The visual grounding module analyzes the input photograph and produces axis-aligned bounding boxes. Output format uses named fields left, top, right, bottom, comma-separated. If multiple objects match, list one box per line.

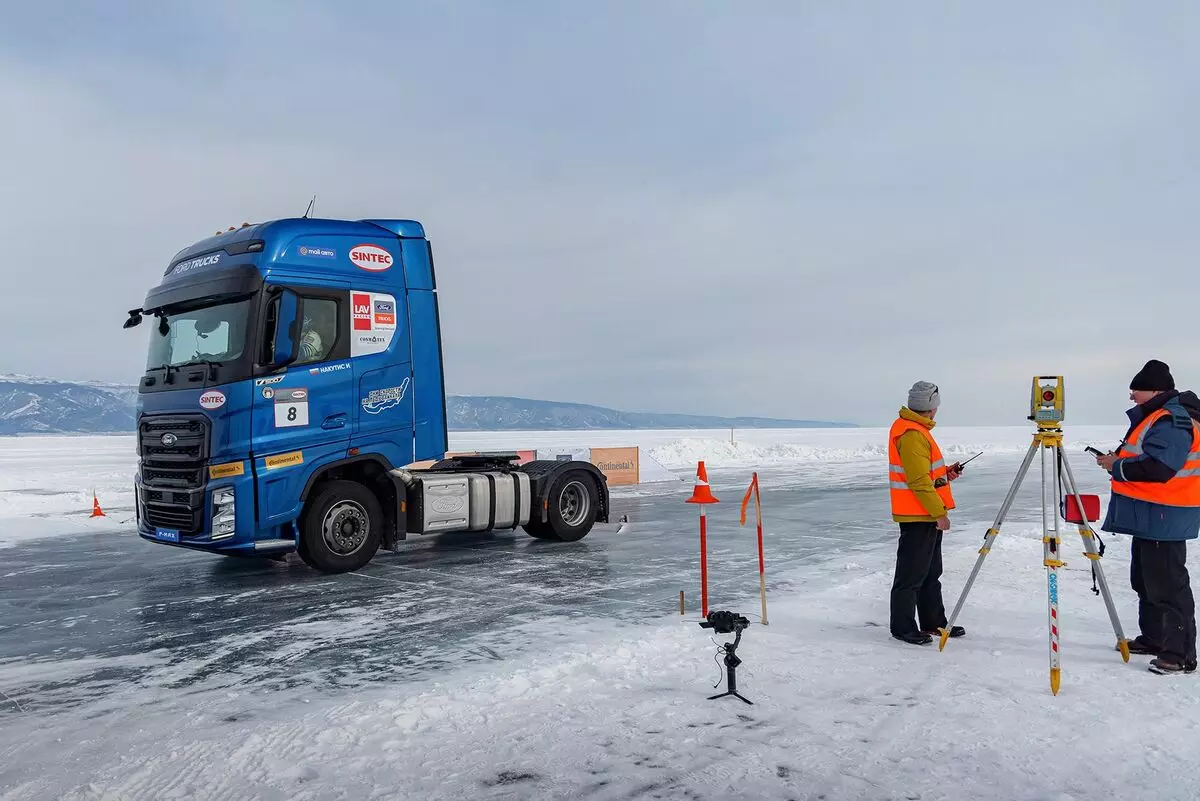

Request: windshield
left=145, top=297, right=254, bottom=370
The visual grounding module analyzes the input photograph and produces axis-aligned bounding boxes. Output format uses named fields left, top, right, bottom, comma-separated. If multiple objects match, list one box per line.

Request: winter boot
left=1118, top=636, right=1159, bottom=655
left=923, top=626, right=965, bottom=638
left=893, top=631, right=932, bottom=646
left=1148, top=657, right=1189, bottom=675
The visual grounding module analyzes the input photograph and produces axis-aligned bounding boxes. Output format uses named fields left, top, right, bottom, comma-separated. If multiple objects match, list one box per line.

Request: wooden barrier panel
left=589, top=446, right=640, bottom=486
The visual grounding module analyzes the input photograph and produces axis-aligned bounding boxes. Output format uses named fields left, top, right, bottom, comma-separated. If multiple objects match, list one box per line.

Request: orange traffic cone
left=685, top=460, right=719, bottom=505
left=90, top=493, right=106, bottom=518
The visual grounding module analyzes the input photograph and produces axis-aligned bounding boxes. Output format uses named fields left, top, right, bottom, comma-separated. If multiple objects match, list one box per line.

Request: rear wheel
left=300, top=480, right=383, bottom=573
left=536, top=470, right=600, bottom=542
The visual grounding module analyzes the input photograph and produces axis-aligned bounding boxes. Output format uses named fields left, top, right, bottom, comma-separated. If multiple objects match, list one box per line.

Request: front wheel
left=300, top=479, right=383, bottom=573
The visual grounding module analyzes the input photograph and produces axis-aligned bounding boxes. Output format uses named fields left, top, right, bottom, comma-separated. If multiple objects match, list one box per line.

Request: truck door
left=348, top=287, right=415, bottom=464
left=251, top=282, right=355, bottom=471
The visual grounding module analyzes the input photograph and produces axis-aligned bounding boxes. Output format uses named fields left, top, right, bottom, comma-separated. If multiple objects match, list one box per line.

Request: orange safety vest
left=1112, top=407, right=1200, bottom=507
left=888, top=417, right=955, bottom=517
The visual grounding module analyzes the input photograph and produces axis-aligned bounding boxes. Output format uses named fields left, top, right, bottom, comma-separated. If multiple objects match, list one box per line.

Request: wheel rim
left=322, top=500, right=370, bottom=556
left=558, top=480, right=590, bottom=527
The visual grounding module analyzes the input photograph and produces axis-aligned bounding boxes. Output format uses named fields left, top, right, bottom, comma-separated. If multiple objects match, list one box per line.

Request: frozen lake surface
left=5, top=425, right=1198, bottom=801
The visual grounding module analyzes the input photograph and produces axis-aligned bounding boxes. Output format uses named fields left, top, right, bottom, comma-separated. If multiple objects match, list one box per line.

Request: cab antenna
left=303, top=195, right=317, bottom=218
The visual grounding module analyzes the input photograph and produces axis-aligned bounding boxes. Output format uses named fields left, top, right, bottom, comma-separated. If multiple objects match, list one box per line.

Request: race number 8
left=275, top=400, right=309, bottom=428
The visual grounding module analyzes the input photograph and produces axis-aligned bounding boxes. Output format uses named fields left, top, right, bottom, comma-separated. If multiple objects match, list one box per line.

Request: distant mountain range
left=0, top=374, right=854, bottom=435
left=446, top=395, right=852, bottom=431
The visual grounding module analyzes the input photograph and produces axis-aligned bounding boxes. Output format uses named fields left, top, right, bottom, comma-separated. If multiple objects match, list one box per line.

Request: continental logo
left=595, top=460, right=635, bottom=471
left=589, top=447, right=639, bottom=486
left=264, top=451, right=304, bottom=470
left=208, top=461, right=245, bottom=479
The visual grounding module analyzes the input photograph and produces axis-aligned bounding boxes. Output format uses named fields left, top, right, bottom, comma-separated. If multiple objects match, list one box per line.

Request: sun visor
left=143, top=262, right=263, bottom=312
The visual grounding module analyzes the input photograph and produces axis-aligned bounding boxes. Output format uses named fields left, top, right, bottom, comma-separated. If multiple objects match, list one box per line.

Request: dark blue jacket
left=1101, top=390, right=1200, bottom=542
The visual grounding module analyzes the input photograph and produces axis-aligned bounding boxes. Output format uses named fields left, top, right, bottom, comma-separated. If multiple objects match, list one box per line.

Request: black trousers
left=890, top=521, right=947, bottom=636
left=1130, top=538, right=1197, bottom=665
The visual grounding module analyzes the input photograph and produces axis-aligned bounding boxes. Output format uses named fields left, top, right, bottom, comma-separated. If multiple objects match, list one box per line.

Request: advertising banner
left=589, top=446, right=640, bottom=486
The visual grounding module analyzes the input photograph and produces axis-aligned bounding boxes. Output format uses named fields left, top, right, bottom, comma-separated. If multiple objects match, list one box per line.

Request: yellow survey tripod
left=938, top=376, right=1131, bottom=695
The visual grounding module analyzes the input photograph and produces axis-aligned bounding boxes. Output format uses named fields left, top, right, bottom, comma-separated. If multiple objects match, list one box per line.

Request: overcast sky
left=2, top=2, right=1199, bottom=426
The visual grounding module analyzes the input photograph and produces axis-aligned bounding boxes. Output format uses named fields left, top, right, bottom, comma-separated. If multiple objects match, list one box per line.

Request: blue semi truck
left=122, top=216, right=610, bottom=573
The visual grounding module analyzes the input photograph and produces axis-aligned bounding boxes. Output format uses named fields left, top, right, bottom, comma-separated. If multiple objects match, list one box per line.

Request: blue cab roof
left=166, top=217, right=427, bottom=272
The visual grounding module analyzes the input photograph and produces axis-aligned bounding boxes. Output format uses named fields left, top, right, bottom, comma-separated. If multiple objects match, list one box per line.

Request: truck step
left=254, top=539, right=295, bottom=552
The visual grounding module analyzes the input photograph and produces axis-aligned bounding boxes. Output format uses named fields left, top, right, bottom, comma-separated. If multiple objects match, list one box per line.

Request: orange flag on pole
left=739, top=472, right=768, bottom=625
left=739, top=472, right=758, bottom=526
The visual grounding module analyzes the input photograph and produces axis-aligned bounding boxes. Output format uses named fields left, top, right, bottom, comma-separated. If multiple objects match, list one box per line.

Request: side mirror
left=123, top=309, right=143, bottom=329
left=270, top=288, right=301, bottom=369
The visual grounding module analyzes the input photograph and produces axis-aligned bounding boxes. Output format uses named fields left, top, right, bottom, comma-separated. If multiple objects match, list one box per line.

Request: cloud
left=2, top=3, right=1200, bottom=425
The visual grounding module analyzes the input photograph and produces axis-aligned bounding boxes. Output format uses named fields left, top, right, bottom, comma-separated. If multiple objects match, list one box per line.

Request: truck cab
left=124, top=216, right=609, bottom=572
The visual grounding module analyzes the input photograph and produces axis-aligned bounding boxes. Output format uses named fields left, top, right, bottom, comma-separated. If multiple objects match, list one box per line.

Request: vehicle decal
left=362, top=377, right=410, bottom=415
left=349, top=290, right=398, bottom=357
left=349, top=243, right=393, bottom=272
left=209, top=461, right=245, bottom=479
left=309, top=362, right=351, bottom=375
left=264, top=451, right=304, bottom=470
left=199, top=390, right=226, bottom=410
left=273, top=387, right=310, bottom=428
left=298, top=245, right=336, bottom=259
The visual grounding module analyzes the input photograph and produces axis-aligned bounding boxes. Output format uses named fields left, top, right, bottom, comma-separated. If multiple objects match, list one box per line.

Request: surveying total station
left=938, top=376, right=1131, bottom=695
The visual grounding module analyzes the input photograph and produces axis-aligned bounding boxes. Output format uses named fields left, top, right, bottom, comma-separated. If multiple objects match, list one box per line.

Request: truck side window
left=295, top=297, right=338, bottom=366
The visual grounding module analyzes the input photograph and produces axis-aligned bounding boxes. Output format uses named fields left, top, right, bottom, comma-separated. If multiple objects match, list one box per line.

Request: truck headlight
left=212, top=487, right=236, bottom=539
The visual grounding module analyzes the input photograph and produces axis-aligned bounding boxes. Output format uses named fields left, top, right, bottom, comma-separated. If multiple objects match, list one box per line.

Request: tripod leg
left=939, top=437, right=1040, bottom=651
left=1058, top=448, right=1130, bottom=661
left=1043, top=440, right=1064, bottom=695
left=707, top=646, right=753, bottom=704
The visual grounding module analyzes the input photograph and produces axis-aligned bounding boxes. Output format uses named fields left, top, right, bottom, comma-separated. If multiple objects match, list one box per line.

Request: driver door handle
left=321, top=414, right=347, bottom=430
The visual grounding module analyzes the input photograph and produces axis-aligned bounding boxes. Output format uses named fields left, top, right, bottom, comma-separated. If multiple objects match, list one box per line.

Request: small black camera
left=699, top=610, right=750, bottom=635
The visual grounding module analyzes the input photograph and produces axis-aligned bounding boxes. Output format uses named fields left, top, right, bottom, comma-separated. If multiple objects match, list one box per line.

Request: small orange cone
left=685, top=461, right=719, bottom=505
left=90, top=493, right=106, bottom=518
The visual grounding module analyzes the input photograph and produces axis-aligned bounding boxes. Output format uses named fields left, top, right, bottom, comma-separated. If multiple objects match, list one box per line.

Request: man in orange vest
left=887, top=381, right=966, bottom=645
left=1096, top=359, right=1200, bottom=675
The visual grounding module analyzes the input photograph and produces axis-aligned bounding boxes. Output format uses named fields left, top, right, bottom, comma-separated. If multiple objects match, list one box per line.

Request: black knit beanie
left=1130, top=359, right=1175, bottom=391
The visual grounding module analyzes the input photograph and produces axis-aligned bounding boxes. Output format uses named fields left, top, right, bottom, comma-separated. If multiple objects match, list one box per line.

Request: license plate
left=155, top=528, right=180, bottom=542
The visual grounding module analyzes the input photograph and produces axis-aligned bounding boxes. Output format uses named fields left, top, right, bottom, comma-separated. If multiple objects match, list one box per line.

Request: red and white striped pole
left=686, top=460, right=718, bottom=618
left=740, top=472, right=768, bottom=625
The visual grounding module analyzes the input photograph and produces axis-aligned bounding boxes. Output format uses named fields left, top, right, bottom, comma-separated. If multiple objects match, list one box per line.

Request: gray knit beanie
left=907, top=381, right=940, bottom=412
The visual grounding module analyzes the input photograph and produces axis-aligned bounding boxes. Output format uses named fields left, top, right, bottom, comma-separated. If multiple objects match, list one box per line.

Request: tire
left=543, top=470, right=599, bottom=542
left=522, top=520, right=559, bottom=540
left=296, top=535, right=315, bottom=569
left=300, top=479, right=383, bottom=573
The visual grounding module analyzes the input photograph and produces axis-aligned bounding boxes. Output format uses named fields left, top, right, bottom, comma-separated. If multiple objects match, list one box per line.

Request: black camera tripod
left=702, top=614, right=753, bottom=705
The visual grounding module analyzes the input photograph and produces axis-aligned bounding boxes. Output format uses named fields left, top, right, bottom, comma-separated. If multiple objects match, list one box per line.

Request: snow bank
left=645, top=437, right=1031, bottom=469
left=3, top=519, right=1195, bottom=801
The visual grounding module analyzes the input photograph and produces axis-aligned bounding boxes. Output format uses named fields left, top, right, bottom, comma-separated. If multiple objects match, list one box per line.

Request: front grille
left=143, top=504, right=203, bottom=533
left=139, top=413, right=211, bottom=535
left=139, top=415, right=209, bottom=490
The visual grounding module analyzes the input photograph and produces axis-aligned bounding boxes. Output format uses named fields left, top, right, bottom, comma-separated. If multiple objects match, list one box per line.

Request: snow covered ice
left=3, top=425, right=1199, bottom=801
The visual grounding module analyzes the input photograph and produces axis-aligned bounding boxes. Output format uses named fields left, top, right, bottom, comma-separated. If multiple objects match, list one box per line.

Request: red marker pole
left=686, top=460, right=719, bottom=618
left=700, top=506, right=710, bottom=617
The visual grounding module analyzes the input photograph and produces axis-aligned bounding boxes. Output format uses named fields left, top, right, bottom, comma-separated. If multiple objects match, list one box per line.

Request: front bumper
left=135, top=471, right=296, bottom=556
